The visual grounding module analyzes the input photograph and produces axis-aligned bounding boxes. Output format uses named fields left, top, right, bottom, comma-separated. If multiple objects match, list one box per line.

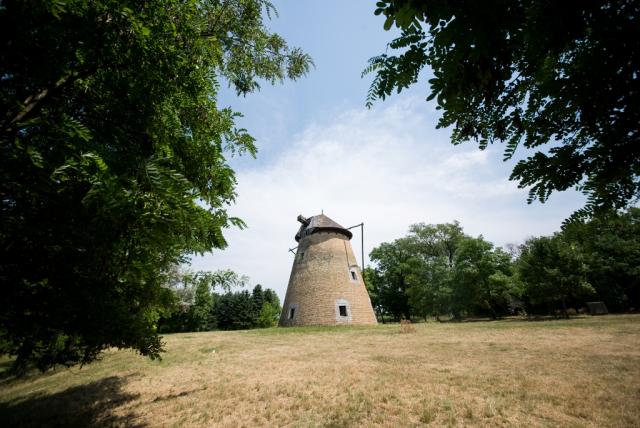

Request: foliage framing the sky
left=365, top=0, right=640, bottom=218
left=0, top=0, right=310, bottom=372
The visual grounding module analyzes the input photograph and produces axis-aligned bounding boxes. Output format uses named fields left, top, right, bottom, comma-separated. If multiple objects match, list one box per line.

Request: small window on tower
left=289, top=308, right=295, bottom=319
left=299, top=251, right=305, bottom=262
left=339, top=305, right=347, bottom=317
left=350, top=270, right=357, bottom=280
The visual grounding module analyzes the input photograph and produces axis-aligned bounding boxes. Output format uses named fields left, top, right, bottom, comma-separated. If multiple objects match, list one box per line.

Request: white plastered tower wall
left=279, top=214, right=378, bottom=327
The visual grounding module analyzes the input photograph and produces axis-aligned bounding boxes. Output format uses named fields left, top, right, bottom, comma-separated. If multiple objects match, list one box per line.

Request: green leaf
left=383, top=16, right=394, bottom=31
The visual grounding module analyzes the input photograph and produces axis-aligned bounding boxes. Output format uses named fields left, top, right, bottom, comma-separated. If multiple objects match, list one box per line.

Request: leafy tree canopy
left=369, top=221, right=519, bottom=321
left=368, top=238, right=415, bottom=320
left=0, top=0, right=310, bottom=372
left=518, top=234, right=595, bottom=316
left=404, top=222, right=518, bottom=319
left=365, top=0, right=640, bottom=217
left=370, top=211, right=638, bottom=320
left=560, top=208, right=640, bottom=311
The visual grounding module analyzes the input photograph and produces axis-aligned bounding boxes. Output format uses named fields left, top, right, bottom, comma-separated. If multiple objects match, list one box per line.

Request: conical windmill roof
left=295, top=213, right=353, bottom=242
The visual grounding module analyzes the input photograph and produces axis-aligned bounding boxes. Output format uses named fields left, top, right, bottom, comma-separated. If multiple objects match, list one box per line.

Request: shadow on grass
left=0, top=375, right=143, bottom=427
left=433, top=315, right=594, bottom=323
left=0, top=358, right=15, bottom=381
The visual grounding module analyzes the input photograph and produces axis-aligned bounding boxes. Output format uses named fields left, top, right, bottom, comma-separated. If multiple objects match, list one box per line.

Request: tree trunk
left=561, top=298, right=569, bottom=319
left=12, top=342, right=33, bottom=376
left=490, top=306, right=498, bottom=320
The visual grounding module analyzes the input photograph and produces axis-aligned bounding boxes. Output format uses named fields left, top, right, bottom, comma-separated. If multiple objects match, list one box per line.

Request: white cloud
left=191, top=96, right=585, bottom=300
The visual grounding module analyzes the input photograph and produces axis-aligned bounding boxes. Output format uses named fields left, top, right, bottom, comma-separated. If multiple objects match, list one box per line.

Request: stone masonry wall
left=279, top=232, right=377, bottom=326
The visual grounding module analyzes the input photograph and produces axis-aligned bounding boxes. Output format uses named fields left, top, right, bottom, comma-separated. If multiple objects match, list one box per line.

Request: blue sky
left=192, top=1, right=586, bottom=299
left=217, top=1, right=404, bottom=167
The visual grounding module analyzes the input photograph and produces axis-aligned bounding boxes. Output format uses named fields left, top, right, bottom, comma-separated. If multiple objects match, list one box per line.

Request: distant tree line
left=366, top=209, right=640, bottom=321
left=158, top=268, right=281, bottom=332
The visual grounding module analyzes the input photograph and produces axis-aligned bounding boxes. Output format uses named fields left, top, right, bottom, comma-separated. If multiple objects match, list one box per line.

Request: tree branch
left=2, top=72, right=76, bottom=135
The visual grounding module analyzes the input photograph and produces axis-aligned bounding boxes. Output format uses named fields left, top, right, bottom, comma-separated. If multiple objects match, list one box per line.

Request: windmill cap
left=295, top=213, right=353, bottom=242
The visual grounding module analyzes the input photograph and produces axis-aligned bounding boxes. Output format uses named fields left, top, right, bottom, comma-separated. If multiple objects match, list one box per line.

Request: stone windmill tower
left=279, top=213, right=377, bottom=326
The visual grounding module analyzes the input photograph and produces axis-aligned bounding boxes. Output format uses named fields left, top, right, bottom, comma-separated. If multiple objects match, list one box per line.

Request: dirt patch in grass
left=1, top=315, right=640, bottom=427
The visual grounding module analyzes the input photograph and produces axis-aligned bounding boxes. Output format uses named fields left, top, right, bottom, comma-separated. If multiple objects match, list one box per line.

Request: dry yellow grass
left=1, top=315, right=640, bottom=427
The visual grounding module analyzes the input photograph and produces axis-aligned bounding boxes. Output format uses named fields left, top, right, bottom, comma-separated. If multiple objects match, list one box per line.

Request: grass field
left=1, top=315, right=639, bottom=427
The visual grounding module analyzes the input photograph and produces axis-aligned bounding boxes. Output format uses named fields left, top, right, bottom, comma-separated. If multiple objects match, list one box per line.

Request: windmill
left=279, top=213, right=377, bottom=326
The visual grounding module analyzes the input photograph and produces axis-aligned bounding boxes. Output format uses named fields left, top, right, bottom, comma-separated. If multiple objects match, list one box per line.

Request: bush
left=257, top=302, right=281, bottom=328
